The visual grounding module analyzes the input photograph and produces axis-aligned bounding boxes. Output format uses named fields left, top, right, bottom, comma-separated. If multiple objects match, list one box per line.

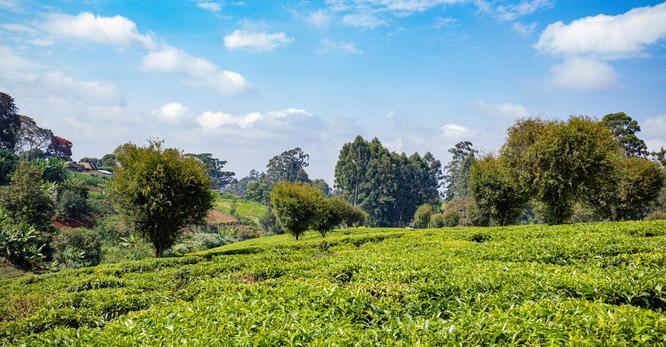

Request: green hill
left=211, top=193, right=268, bottom=225
left=1, top=220, right=665, bottom=345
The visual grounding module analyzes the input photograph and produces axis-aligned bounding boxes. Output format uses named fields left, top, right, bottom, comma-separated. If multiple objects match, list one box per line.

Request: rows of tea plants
left=1, top=220, right=664, bottom=345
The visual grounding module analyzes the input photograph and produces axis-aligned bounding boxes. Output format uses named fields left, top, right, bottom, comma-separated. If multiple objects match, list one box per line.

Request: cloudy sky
left=1, top=0, right=666, bottom=182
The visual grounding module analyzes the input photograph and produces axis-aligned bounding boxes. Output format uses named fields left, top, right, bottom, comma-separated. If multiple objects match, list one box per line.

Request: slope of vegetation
left=1, top=220, right=665, bottom=345
left=212, top=193, right=268, bottom=225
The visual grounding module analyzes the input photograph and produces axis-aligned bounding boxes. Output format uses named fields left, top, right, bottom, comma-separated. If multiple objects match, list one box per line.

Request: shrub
left=0, top=161, right=54, bottom=231
left=469, top=156, right=526, bottom=226
left=51, top=228, right=101, bottom=269
left=0, top=148, right=18, bottom=185
left=412, top=204, right=433, bottom=228
left=341, top=203, right=367, bottom=227
left=270, top=182, right=321, bottom=240
left=164, top=233, right=228, bottom=257
left=645, top=211, right=666, bottom=220
left=430, top=213, right=445, bottom=228
left=441, top=197, right=488, bottom=226
left=442, top=210, right=460, bottom=227
left=33, top=157, right=68, bottom=184
left=0, top=209, right=45, bottom=269
left=55, top=178, right=91, bottom=221
left=260, top=206, right=282, bottom=234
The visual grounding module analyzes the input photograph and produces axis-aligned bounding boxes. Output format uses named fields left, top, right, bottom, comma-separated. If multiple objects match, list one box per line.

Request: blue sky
left=1, top=0, right=666, bottom=182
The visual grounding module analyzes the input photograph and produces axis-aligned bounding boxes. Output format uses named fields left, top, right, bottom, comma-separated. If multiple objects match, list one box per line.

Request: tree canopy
left=443, top=141, right=477, bottom=201
left=601, top=112, right=648, bottom=157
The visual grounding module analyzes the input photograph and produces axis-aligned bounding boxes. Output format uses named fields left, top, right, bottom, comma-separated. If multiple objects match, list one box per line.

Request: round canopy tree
left=109, top=141, right=213, bottom=257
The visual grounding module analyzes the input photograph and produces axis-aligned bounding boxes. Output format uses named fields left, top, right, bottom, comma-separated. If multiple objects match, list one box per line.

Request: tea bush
left=1, top=220, right=665, bottom=345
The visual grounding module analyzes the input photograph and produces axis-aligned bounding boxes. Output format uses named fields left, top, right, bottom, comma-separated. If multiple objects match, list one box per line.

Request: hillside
left=1, top=220, right=665, bottom=345
left=211, top=193, right=268, bottom=225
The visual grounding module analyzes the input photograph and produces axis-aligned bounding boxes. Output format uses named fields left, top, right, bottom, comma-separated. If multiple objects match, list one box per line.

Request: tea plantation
left=1, top=220, right=665, bottom=345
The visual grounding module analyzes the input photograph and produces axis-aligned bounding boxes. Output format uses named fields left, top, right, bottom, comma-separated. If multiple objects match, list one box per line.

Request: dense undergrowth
left=1, top=220, right=665, bottom=345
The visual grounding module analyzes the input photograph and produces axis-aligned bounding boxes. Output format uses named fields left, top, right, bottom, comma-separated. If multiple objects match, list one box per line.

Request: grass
left=212, top=193, right=268, bottom=224
left=0, top=220, right=665, bottom=345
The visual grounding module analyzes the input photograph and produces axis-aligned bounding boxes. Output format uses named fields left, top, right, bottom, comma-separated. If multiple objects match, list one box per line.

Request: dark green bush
left=0, top=148, right=18, bottom=185
left=430, top=213, right=445, bottom=228
left=51, top=228, right=102, bottom=269
left=0, top=208, right=45, bottom=269
left=412, top=204, right=433, bottom=228
left=442, top=210, right=460, bottom=227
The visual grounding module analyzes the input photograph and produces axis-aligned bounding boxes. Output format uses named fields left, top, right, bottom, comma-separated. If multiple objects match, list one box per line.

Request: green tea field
left=1, top=220, right=665, bottom=345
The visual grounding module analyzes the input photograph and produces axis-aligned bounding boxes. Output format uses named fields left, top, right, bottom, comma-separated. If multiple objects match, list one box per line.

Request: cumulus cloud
left=318, top=39, right=362, bottom=55
left=642, top=115, right=666, bottom=151
left=197, top=108, right=314, bottom=132
left=151, top=102, right=189, bottom=124
left=477, top=0, right=553, bottom=21
left=441, top=123, right=473, bottom=139
left=535, top=2, right=666, bottom=59
left=223, top=30, right=293, bottom=52
left=197, top=2, right=221, bottom=13
left=308, top=9, right=332, bottom=27
left=40, top=71, right=122, bottom=105
left=141, top=45, right=250, bottom=94
left=342, top=13, right=385, bottom=29
left=546, top=57, right=617, bottom=91
left=41, top=12, right=154, bottom=47
left=512, top=22, right=537, bottom=37
left=475, top=100, right=529, bottom=119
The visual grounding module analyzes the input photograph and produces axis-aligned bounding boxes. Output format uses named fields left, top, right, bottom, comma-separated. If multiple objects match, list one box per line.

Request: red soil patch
left=207, top=209, right=237, bottom=225
left=52, top=217, right=93, bottom=230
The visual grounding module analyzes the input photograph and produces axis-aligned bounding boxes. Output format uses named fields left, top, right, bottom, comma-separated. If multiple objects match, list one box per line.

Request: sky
left=1, top=0, right=666, bottom=183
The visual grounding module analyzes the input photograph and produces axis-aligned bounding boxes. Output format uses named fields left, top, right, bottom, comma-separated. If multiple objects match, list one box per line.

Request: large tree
left=601, top=112, right=648, bottom=157
left=443, top=141, right=477, bottom=200
left=109, top=141, right=213, bottom=257
left=266, top=147, right=310, bottom=184
left=185, top=153, right=236, bottom=190
left=469, top=156, right=527, bottom=226
left=0, top=92, right=21, bottom=151
left=270, top=182, right=320, bottom=240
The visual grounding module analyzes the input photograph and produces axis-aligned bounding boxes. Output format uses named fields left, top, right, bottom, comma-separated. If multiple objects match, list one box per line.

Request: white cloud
left=535, top=2, right=666, bottom=59
left=546, top=57, right=617, bottom=91
left=434, top=16, right=457, bottom=29
left=512, top=22, right=536, bottom=37
left=0, top=23, right=37, bottom=33
left=475, top=100, right=529, bottom=118
left=342, top=13, right=385, bottom=29
left=318, top=39, right=362, bottom=55
left=223, top=30, right=293, bottom=52
left=197, top=2, right=222, bottom=13
left=40, top=71, right=122, bottom=104
left=41, top=12, right=154, bottom=47
left=308, top=9, right=332, bottom=27
left=141, top=45, right=250, bottom=94
left=643, top=115, right=666, bottom=151
left=196, top=108, right=319, bottom=139
left=481, top=0, right=554, bottom=21
left=151, top=102, right=189, bottom=124
left=441, top=123, right=473, bottom=139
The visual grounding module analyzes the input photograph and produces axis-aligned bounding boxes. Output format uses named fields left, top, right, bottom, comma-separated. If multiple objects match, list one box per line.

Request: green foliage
left=430, top=213, right=445, bottom=227
left=265, top=147, right=310, bottom=184
left=55, top=178, right=91, bottom=221
left=108, top=141, right=213, bottom=257
left=443, top=141, right=477, bottom=200
left=33, top=157, right=68, bottom=183
left=244, top=179, right=273, bottom=205
left=0, top=92, right=20, bottom=151
left=270, top=182, right=321, bottom=240
left=100, top=153, right=117, bottom=169
left=469, top=156, right=526, bottom=226
left=1, top=220, right=665, bottom=345
left=334, top=136, right=442, bottom=227
left=164, top=233, right=228, bottom=257
left=601, top=112, right=648, bottom=157
left=0, top=148, right=18, bottom=185
left=0, top=161, right=54, bottom=231
left=441, top=209, right=460, bottom=227
left=441, top=196, right=488, bottom=226
left=51, top=228, right=101, bottom=269
left=184, top=153, right=235, bottom=190
left=412, top=204, right=433, bottom=228
left=0, top=209, right=44, bottom=269
left=311, top=178, right=331, bottom=196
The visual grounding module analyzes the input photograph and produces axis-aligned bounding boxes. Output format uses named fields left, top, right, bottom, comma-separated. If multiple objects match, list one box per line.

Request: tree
left=185, top=153, right=236, bottom=190
left=0, top=148, right=18, bottom=185
left=100, top=153, right=118, bottom=168
left=270, top=182, right=320, bottom=240
left=311, top=178, right=331, bottom=196
left=0, top=161, right=54, bottom=231
left=412, top=204, right=433, bottom=228
left=601, top=112, right=648, bottom=157
left=0, top=92, right=21, bottom=151
left=312, top=196, right=348, bottom=237
left=80, top=157, right=102, bottom=167
left=443, top=141, right=477, bottom=200
left=13, top=115, right=54, bottom=160
left=442, top=196, right=488, bottom=226
left=501, top=117, right=620, bottom=224
left=244, top=178, right=273, bottom=205
left=108, top=141, right=213, bottom=257
left=587, top=157, right=664, bottom=220
left=652, top=147, right=666, bottom=168
left=46, top=135, right=73, bottom=160
left=266, top=148, right=310, bottom=184
left=469, top=156, right=527, bottom=226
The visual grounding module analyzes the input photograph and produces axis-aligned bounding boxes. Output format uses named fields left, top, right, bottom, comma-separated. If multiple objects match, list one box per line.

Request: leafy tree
left=47, top=135, right=73, bottom=160
left=443, top=141, right=477, bottom=200
left=55, top=178, right=91, bottom=221
left=80, top=157, right=102, bottom=167
left=652, top=147, right=666, bottom=168
left=441, top=209, right=460, bottom=227
left=412, top=204, right=433, bottom=228
left=0, top=92, right=21, bottom=151
left=34, top=157, right=68, bottom=183
left=0, top=148, right=18, bottom=185
left=311, top=178, right=331, bottom=196
left=51, top=228, right=101, bottom=268
left=601, top=112, right=648, bottom=157
left=100, top=153, right=118, bottom=168
left=225, top=169, right=261, bottom=196
left=469, top=156, right=527, bottom=226
left=0, top=161, right=54, bottom=231
left=266, top=147, right=310, bottom=184
left=244, top=178, right=273, bottom=205
left=108, top=141, right=213, bottom=257
left=430, top=213, right=445, bottom=228
left=185, top=153, right=236, bottom=190
left=270, top=182, right=320, bottom=240
left=312, top=196, right=347, bottom=237
left=442, top=196, right=488, bottom=226
left=501, top=117, right=620, bottom=224
left=587, top=157, right=664, bottom=220
left=13, top=115, right=54, bottom=160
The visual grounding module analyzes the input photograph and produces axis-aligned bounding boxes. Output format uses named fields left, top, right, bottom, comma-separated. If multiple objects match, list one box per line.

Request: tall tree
left=265, top=147, right=310, bottom=184
left=14, top=115, right=54, bottom=160
left=469, top=156, right=526, bottom=226
left=185, top=153, right=236, bottom=190
left=601, top=112, right=648, bottom=157
left=443, top=141, right=476, bottom=200
left=0, top=92, right=21, bottom=151
left=109, top=141, right=213, bottom=257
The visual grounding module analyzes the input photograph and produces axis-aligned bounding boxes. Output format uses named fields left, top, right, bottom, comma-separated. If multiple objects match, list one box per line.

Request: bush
left=441, top=197, right=488, bottom=226
left=469, top=156, right=526, bottom=226
left=0, top=209, right=45, bottom=269
left=260, top=206, right=282, bottom=234
left=645, top=211, right=666, bottom=220
left=0, top=148, right=18, bottom=185
left=164, top=233, right=229, bottom=257
left=33, top=157, right=68, bottom=183
left=430, top=213, right=445, bottom=228
left=0, top=161, right=54, bottom=231
left=55, top=178, right=91, bottom=221
left=51, top=228, right=101, bottom=269
left=442, top=210, right=460, bottom=227
left=101, top=233, right=153, bottom=263
left=270, top=182, right=321, bottom=240
left=412, top=204, right=433, bottom=228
